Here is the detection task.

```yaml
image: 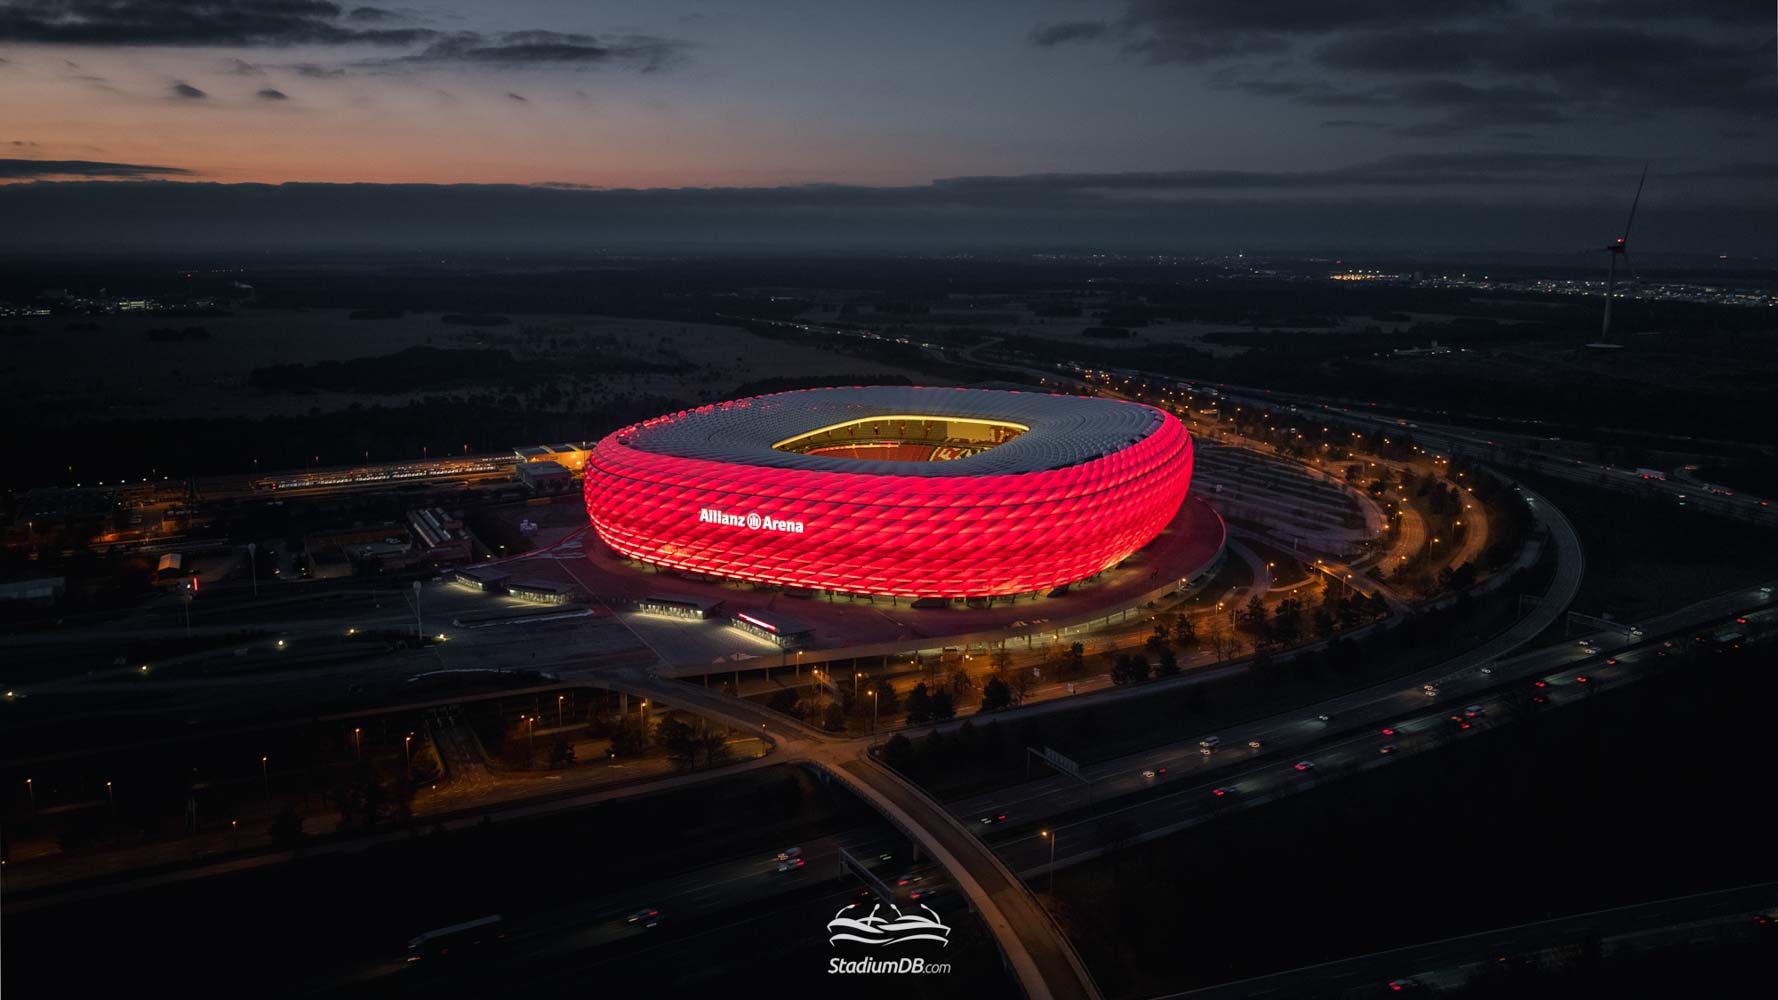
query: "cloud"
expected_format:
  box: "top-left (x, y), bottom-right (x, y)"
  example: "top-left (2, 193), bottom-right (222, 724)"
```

top-left (1114, 0), bottom-right (1512, 64)
top-left (225, 57), bottom-right (263, 75)
top-left (396, 30), bottom-right (687, 70)
top-left (257, 87), bottom-right (289, 100)
top-left (0, 157), bottom-right (194, 178)
top-left (292, 62), bottom-right (345, 77)
top-left (505, 91), bottom-right (527, 102)
top-left (1029, 21), bottom-right (1107, 47)
top-left (1320, 119), bottom-right (1385, 128)
top-left (0, 0), bottom-right (439, 47)
top-left (170, 81), bottom-right (208, 98)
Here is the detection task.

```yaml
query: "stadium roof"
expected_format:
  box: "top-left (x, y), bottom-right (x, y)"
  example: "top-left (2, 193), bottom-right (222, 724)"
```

top-left (614, 386), bottom-right (1166, 477)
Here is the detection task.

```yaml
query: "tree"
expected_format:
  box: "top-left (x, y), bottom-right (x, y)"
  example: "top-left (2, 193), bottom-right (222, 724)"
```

top-left (980, 676), bottom-right (1013, 713)
top-left (1312, 607), bottom-right (1337, 639)
top-left (990, 647), bottom-right (1013, 674)
top-left (880, 733), bottom-right (916, 771)
top-left (1059, 641), bottom-right (1086, 678)
top-left (609, 718), bottom-right (648, 757)
top-left (1012, 667), bottom-right (1037, 705)
top-left (1240, 594), bottom-right (1268, 635)
top-left (1272, 598), bottom-right (1304, 643)
top-left (1110, 653), bottom-right (1150, 686)
top-left (1171, 613), bottom-right (1197, 648)
top-left (268, 806), bottom-right (305, 849)
top-left (658, 717), bottom-right (700, 769)
top-left (765, 688), bottom-right (804, 719)
top-left (929, 690), bottom-right (957, 721)
top-left (1155, 646), bottom-right (1181, 677)
top-left (821, 703), bottom-right (848, 732)
top-left (874, 681), bottom-right (902, 716)
top-left (548, 739), bottom-right (576, 769)
top-left (904, 682), bottom-right (934, 725)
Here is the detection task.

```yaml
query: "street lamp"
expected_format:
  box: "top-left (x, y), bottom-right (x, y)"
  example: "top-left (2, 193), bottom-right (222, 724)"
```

top-left (557, 693), bottom-right (565, 727)
top-left (260, 755), bottom-right (269, 796)
top-left (106, 780), bottom-right (115, 818)
top-left (868, 688), bottom-right (878, 733)
top-left (1040, 829), bottom-right (1057, 895)
top-left (247, 542), bottom-right (258, 598)
top-left (854, 672), bottom-right (862, 696)
top-left (25, 776), bottom-right (34, 813)
top-left (352, 727), bottom-right (362, 759)
top-left (404, 733), bottom-right (413, 780)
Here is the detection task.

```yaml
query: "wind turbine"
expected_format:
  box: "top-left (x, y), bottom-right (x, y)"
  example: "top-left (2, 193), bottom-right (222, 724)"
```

top-left (1596, 163), bottom-right (1648, 346)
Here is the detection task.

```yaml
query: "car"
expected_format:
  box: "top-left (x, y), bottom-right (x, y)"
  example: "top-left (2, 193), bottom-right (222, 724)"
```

top-left (1605, 658), bottom-right (1619, 666)
top-left (1380, 727), bottom-right (1397, 736)
top-left (1464, 705), bottom-right (1484, 718)
top-left (895, 873), bottom-right (925, 887)
top-left (1736, 617), bottom-right (1749, 625)
top-left (626, 909), bottom-right (661, 928)
top-left (1293, 761), bottom-right (1315, 771)
top-left (1479, 665), bottom-right (1494, 675)
top-left (979, 813), bottom-right (1007, 826)
top-left (1211, 786), bottom-right (1236, 797)
top-left (1422, 683), bottom-right (1439, 697)
top-left (1532, 679), bottom-right (1549, 688)
top-left (1141, 769), bottom-right (1157, 780)
top-left (1315, 713), bottom-right (1332, 722)
top-left (1379, 744), bottom-right (1398, 755)
top-left (775, 847), bottom-right (802, 861)
top-left (1579, 644), bottom-right (1600, 655)
top-left (1575, 674), bottom-right (1591, 684)
top-left (1199, 736), bottom-right (1221, 754)
top-left (1248, 739), bottom-right (1264, 750)
top-left (1630, 627), bottom-right (1645, 636)
top-left (909, 886), bottom-right (944, 901)
top-left (777, 858), bottom-right (806, 872)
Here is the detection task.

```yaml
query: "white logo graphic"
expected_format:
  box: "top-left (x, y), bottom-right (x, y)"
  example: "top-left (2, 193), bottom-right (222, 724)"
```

top-left (827, 903), bottom-right (951, 949)
top-left (698, 507), bottom-right (805, 534)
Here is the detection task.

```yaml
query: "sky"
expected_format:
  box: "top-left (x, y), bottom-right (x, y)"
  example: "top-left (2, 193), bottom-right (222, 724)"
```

top-left (1, 1), bottom-right (1774, 252)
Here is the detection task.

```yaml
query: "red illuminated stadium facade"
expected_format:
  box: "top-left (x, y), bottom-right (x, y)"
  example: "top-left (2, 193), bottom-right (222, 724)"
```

top-left (583, 387), bottom-right (1194, 598)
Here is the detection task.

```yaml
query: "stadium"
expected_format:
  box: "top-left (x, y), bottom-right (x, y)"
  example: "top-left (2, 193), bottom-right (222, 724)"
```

top-left (582, 386), bottom-right (1195, 598)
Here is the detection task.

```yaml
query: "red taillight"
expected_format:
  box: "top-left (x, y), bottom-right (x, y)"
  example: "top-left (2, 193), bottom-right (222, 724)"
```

top-left (1534, 680), bottom-right (1547, 687)
top-left (1381, 727), bottom-right (1396, 736)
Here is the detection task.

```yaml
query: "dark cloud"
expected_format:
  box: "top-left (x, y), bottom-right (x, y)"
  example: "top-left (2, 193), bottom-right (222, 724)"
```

top-left (505, 91), bottom-right (527, 102)
top-left (1116, 0), bottom-right (1512, 63)
top-left (1320, 119), bottom-right (1386, 128)
top-left (292, 62), bottom-right (345, 77)
top-left (1551, 0), bottom-right (1766, 26)
top-left (1313, 23), bottom-right (1769, 117)
top-left (397, 31), bottom-right (687, 70)
top-left (257, 87), bottom-right (289, 99)
top-left (345, 5), bottom-right (398, 21)
top-left (225, 57), bottom-right (264, 74)
top-left (0, 157), bottom-right (194, 178)
top-left (170, 81), bottom-right (208, 98)
top-left (1029, 21), bottom-right (1107, 47)
top-left (0, 0), bottom-right (438, 47)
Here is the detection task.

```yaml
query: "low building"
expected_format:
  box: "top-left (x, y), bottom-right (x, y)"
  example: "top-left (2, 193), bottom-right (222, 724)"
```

top-left (507, 578), bottom-right (574, 604)
top-left (0, 576), bottom-right (66, 606)
top-left (636, 594), bottom-right (723, 619)
top-left (516, 460), bottom-right (574, 495)
top-left (728, 609), bottom-right (814, 649)
top-left (453, 565), bottom-right (511, 592)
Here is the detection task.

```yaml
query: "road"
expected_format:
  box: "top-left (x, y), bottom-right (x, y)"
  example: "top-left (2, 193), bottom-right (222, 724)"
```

top-left (1160, 879), bottom-right (1778, 999)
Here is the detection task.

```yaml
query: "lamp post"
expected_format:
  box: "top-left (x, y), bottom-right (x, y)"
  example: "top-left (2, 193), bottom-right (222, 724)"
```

top-left (260, 755), bottom-right (269, 796)
top-left (106, 780), bottom-right (115, 818)
top-left (854, 672), bottom-right (862, 697)
top-left (404, 733), bottom-right (413, 781)
top-left (412, 580), bottom-right (423, 639)
top-left (247, 542), bottom-right (258, 598)
top-left (868, 688), bottom-right (878, 733)
top-left (1040, 829), bottom-right (1057, 895)
top-left (353, 727), bottom-right (362, 759)
top-left (25, 777), bottom-right (34, 815)
top-left (557, 694), bottom-right (565, 728)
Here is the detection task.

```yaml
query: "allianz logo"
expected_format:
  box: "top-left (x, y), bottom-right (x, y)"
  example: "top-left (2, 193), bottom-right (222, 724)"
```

top-left (698, 507), bottom-right (806, 534)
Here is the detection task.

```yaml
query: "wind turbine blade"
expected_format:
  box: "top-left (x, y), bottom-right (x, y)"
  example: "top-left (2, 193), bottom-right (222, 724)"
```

top-left (1621, 163), bottom-right (1648, 242)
